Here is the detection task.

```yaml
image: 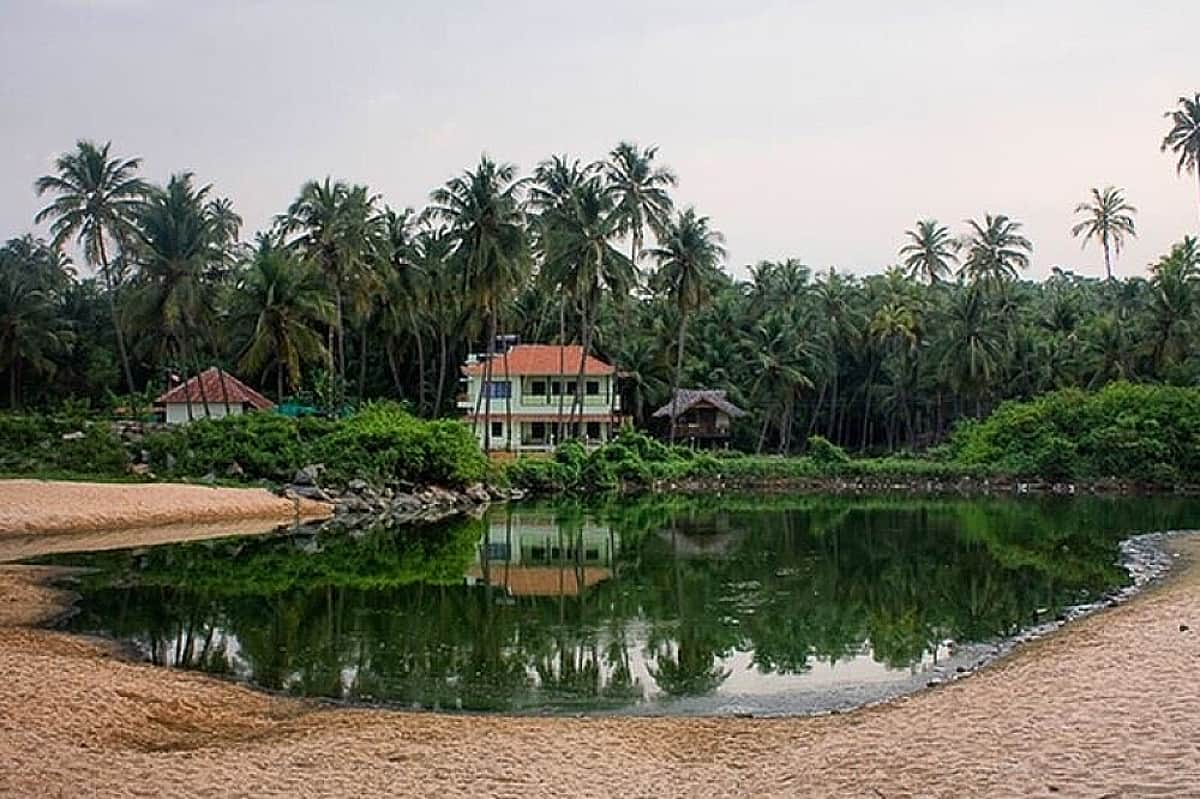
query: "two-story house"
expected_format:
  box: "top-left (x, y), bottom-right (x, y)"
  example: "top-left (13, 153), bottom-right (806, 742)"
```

top-left (459, 344), bottom-right (620, 451)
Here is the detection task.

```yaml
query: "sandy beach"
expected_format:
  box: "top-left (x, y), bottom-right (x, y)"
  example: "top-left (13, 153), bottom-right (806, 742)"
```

top-left (0, 479), bottom-right (330, 539)
top-left (0, 517), bottom-right (1197, 796)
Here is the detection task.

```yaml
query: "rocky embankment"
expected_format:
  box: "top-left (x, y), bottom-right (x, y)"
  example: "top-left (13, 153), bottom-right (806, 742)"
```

top-left (279, 464), bottom-right (524, 526)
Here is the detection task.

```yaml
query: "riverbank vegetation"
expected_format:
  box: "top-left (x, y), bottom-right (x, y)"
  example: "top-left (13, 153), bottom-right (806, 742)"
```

top-left (0, 402), bottom-right (486, 488)
top-left (2, 93), bottom-right (1199, 458)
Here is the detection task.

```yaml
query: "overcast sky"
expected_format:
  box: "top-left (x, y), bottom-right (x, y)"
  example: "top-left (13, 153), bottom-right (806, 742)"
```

top-left (2, 0), bottom-right (1197, 280)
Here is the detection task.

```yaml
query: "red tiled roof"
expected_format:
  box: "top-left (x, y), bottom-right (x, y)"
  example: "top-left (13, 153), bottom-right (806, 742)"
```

top-left (462, 345), bottom-right (614, 377)
top-left (156, 368), bottom-right (274, 410)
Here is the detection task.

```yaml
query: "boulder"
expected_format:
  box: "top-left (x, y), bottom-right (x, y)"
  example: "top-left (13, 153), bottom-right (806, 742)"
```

top-left (288, 484), bottom-right (333, 503)
top-left (61, 431), bottom-right (85, 441)
top-left (225, 461), bottom-right (245, 478)
top-left (293, 464), bottom-right (324, 486)
top-left (347, 478), bottom-right (370, 494)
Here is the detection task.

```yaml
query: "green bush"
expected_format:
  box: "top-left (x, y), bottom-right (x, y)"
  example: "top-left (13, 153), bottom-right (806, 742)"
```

top-left (950, 382), bottom-right (1200, 483)
top-left (806, 435), bottom-right (850, 466)
top-left (0, 413), bottom-right (129, 477)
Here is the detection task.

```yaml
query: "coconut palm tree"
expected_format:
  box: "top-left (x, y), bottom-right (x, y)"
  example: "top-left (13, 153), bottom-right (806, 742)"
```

top-left (124, 174), bottom-right (224, 419)
top-left (1162, 93), bottom-right (1200, 227)
top-left (34, 140), bottom-right (148, 395)
top-left (0, 237), bottom-right (73, 407)
top-left (646, 208), bottom-right (726, 442)
top-left (427, 155), bottom-right (529, 450)
top-left (1146, 236), bottom-right (1200, 375)
top-left (1071, 186), bottom-right (1137, 280)
top-left (278, 178), bottom-right (381, 399)
top-left (960, 214), bottom-right (1032, 290)
top-left (540, 179), bottom-right (636, 430)
top-left (234, 237), bottom-right (333, 401)
top-left (899, 219), bottom-right (958, 284)
top-left (603, 142), bottom-right (676, 273)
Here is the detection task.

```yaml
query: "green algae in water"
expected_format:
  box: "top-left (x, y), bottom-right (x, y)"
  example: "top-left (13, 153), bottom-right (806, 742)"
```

top-left (40, 494), bottom-right (1200, 715)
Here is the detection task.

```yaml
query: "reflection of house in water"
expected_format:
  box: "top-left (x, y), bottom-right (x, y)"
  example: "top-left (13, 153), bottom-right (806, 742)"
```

top-left (465, 512), bottom-right (618, 597)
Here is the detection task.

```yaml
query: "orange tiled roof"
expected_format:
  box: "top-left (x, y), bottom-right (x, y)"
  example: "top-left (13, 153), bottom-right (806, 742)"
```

top-left (466, 565), bottom-right (611, 597)
top-left (156, 368), bottom-right (274, 410)
top-left (462, 345), bottom-right (614, 377)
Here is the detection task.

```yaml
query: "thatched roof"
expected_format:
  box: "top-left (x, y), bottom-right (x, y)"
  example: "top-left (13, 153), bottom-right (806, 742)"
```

top-left (652, 389), bottom-right (746, 419)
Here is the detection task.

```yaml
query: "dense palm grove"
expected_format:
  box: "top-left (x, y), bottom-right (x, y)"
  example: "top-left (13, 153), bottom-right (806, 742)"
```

top-left (2, 93), bottom-right (1199, 454)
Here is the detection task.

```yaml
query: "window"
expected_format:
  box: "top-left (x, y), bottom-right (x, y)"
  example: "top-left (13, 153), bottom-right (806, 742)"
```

top-left (550, 381), bottom-right (562, 396)
top-left (566, 381), bottom-right (577, 395)
top-left (531, 422), bottom-right (546, 440)
top-left (586, 422), bottom-right (601, 439)
top-left (484, 380), bottom-right (511, 399)
top-left (585, 380), bottom-right (600, 396)
top-left (531, 379), bottom-right (547, 396)
top-left (491, 421), bottom-right (503, 438)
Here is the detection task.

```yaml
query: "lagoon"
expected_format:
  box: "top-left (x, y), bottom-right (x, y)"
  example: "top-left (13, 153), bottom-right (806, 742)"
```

top-left (42, 494), bottom-right (1200, 715)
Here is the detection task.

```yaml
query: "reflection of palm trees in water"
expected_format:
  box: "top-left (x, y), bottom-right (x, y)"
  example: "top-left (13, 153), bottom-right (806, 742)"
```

top-left (647, 524), bottom-right (731, 698)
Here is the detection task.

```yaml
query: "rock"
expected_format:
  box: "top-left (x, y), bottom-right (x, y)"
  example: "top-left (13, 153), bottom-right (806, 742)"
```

top-left (293, 464), bottom-right (324, 486)
top-left (129, 463), bottom-right (152, 476)
top-left (288, 484), bottom-right (332, 502)
top-left (347, 478), bottom-right (370, 494)
top-left (61, 431), bottom-right (85, 441)
top-left (508, 488), bottom-right (527, 501)
top-left (139, 449), bottom-right (151, 464)
top-left (464, 483), bottom-right (491, 504)
top-left (165, 453), bottom-right (177, 471)
top-left (225, 461), bottom-right (245, 478)
top-left (1181, 624), bottom-right (1190, 633)
top-left (200, 471), bottom-right (217, 485)
top-left (335, 496), bottom-right (372, 515)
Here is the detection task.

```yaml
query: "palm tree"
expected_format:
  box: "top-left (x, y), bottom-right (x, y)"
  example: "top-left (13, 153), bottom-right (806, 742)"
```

top-left (1146, 236), bottom-right (1200, 375)
top-left (646, 208), bottom-right (726, 442)
top-left (428, 155), bottom-right (529, 451)
top-left (1162, 93), bottom-right (1200, 227)
top-left (1071, 186), bottom-right (1137, 280)
top-left (124, 174), bottom-right (223, 419)
top-left (899, 220), bottom-right (958, 284)
top-left (540, 179), bottom-right (635, 430)
top-left (34, 140), bottom-right (147, 395)
top-left (234, 237), bottom-right (333, 401)
top-left (960, 214), bottom-right (1032, 289)
top-left (936, 286), bottom-right (1005, 417)
top-left (278, 178), bottom-right (381, 400)
top-left (603, 142), bottom-right (676, 274)
top-left (0, 237), bottom-right (73, 407)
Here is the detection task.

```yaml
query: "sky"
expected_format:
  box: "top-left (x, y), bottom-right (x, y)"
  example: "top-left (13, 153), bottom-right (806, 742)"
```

top-left (1, 0), bottom-right (1197, 280)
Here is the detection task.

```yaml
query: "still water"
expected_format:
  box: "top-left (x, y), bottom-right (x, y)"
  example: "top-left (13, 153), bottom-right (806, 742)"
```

top-left (43, 495), bottom-right (1200, 715)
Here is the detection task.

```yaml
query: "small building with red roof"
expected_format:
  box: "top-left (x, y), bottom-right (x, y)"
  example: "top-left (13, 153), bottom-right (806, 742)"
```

top-left (459, 343), bottom-right (621, 451)
top-left (156, 367), bottom-right (274, 425)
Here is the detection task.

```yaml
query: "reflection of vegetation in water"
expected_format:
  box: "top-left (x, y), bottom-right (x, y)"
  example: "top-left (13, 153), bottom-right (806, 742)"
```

top-left (51, 494), bottom-right (1200, 713)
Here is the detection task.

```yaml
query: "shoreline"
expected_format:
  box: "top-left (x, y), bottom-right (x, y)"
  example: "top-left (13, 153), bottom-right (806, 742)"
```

top-left (0, 478), bottom-right (331, 541)
top-left (1, 522), bottom-right (1199, 794)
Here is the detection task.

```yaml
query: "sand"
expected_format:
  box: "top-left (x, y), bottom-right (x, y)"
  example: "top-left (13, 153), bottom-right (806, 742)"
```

top-left (1, 524), bottom-right (1198, 798)
top-left (0, 479), bottom-right (330, 539)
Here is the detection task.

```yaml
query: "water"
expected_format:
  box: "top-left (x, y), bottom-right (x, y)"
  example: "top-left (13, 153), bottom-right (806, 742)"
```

top-left (39, 494), bottom-right (1200, 715)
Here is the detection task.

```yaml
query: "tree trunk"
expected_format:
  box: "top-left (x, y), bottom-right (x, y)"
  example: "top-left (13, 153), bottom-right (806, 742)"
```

top-left (277, 363), bottom-right (285, 403)
top-left (96, 234), bottom-right (137, 398)
top-left (191, 348), bottom-right (212, 418)
top-left (386, 344), bottom-right (403, 395)
top-left (503, 331), bottom-right (513, 451)
top-left (482, 307), bottom-right (497, 452)
top-left (410, 309), bottom-right (427, 415)
top-left (669, 309), bottom-right (689, 444)
top-left (9, 360), bottom-right (17, 409)
top-left (217, 367), bottom-right (233, 416)
top-left (570, 296), bottom-right (592, 437)
top-left (859, 361), bottom-right (877, 453)
top-left (556, 299), bottom-right (566, 444)
top-left (434, 331), bottom-right (448, 416)
top-left (1103, 236), bottom-right (1113, 281)
top-left (357, 325), bottom-right (368, 402)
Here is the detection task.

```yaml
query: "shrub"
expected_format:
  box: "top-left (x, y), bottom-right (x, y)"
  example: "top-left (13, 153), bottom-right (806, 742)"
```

top-left (806, 435), bottom-right (850, 466)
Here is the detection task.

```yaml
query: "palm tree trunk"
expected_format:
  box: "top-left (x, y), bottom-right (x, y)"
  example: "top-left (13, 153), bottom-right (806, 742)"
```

top-left (570, 296), bottom-right (592, 437)
top-left (669, 309), bottom-right (689, 444)
top-left (503, 333), bottom-right (513, 451)
top-left (409, 308), bottom-right (427, 414)
top-left (217, 368), bottom-right (232, 416)
top-left (386, 343), bottom-right (403, 395)
top-left (9, 360), bottom-right (18, 409)
top-left (556, 298), bottom-right (566, 444)
top-left (334, 278), bottom-right (346, 404)
top-left (357, 325), bottom-right (368, 401)
top-left (191, 348), bottom-right (212, 418)
top-left (434, 331), bottom-right (448, 416)
top-left (277, 364), bottom-right (285, 403)
top-left (96, 234), bottom-right (137, 398)
top-left (859, 361), bottom-right (877, 453)
top-left (1103, 237), bottom-right (1113, 281)
top-left (483, 307), bottom-right (496, 452)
